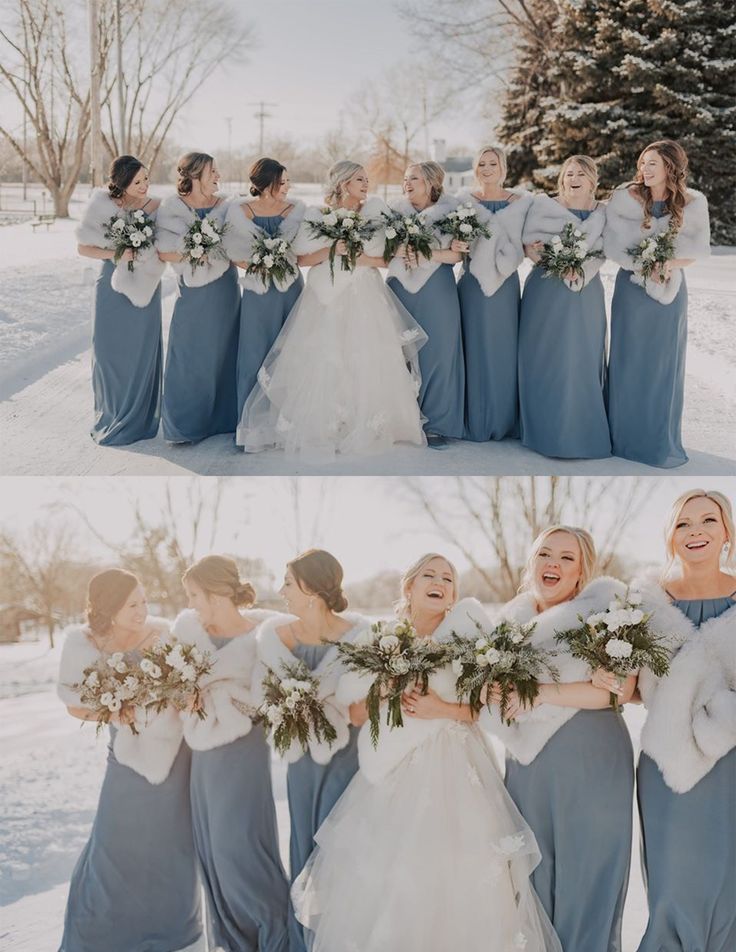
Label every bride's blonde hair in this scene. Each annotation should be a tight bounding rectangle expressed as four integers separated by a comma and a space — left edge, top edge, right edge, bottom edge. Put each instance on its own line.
395, 552, 459, 618
325, 160, 363, 207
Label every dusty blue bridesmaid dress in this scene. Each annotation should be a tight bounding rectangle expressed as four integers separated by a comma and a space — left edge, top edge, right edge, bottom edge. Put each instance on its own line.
637, 595, 736, 952
387, 264, 465, 438
91, 260, 162, 446
518, 208, 611, 459
189, 635, 289, 952
458, 198, 520, 441
607, 200, 688, 468
505, 709, 634, 952
236, 214, 304, 418
286, 641, 360, 952
162, 206, 240, 443
59, 727, 201, 952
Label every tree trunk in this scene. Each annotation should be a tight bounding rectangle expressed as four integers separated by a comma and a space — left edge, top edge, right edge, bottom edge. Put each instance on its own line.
50, 185, 70, 218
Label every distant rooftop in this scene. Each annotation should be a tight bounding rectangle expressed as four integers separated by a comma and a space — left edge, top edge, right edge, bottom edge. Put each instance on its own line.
441, 157, 473, 172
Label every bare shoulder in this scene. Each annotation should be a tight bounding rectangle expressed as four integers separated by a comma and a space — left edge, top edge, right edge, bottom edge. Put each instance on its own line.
275, 622, 296, 648
146, 197, 162, 212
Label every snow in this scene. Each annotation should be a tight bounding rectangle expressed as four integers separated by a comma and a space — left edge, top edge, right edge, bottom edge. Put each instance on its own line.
1, 191, 734, 476
0, 630, 649, 951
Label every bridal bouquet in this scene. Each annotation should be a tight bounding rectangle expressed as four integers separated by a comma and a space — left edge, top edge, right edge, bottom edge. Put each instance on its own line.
138, 638, 213, 718
308, 206, 378, 282
381, 210, 435, 267
72, 653, 149, 735
259, 661, 338, 757
554, 589, 669, 711
627, 227, 676, 282
450, 619, 558, 723
182, 216, 229, 274
539, 221, 603, 290
246, 233, 297, 289
435, 202, 491, 263
337, 619, 451, 747
103, 208, 155, 272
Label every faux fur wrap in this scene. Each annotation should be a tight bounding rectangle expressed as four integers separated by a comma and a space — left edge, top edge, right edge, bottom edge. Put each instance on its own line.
57, 618, 183, 784
480, 577, 627, 764
385, 193, 461, 292
255, 611, 370, 765
633, 575, 736, 792
156, 194, 233, 288
171, 607, 276, 750
76, 188, 165, 307
603, 186, 710, 304
335, 598, 494, 784
456, 189, 533, 297
521, 194, 607, 290
222, 198, 306, 294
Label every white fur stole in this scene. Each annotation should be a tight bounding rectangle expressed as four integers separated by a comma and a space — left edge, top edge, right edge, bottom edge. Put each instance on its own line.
522, 194, 607, 290
456, 189, 533, 297
222, 198, 305, 295
385, 193, 460, 293
156, 194, 233, 288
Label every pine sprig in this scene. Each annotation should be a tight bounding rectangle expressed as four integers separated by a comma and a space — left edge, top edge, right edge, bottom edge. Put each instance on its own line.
259, 661, 338, 757
381, 210, 436, 265
539, 221, 603, 290
627, 226, 677, 281
307, 207, 378, 282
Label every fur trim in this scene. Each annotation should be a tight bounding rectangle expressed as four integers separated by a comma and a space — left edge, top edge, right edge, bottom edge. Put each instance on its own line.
76, 189, 164, 307
633, 576, 736, 792
222, 199, 305, 295
156, 194, 233, 288
455, 190, 532, 296
522, 194, 607, 290
385, 193, 460, 292
480, 577, 627, 764
603, 186, 710, 304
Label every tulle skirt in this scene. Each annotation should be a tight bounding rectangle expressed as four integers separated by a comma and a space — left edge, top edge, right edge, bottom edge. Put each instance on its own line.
236, 264, 427, 459
292, 722, 562, 952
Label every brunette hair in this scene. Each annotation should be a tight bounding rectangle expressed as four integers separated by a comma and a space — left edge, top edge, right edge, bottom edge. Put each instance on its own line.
182, 555, 256, 607
406, 161, 445, 203
396, 552, 459, 618
325, 160, 363, 207
249, 157, 286, 197
107, 155, 145, 200
557, 154, 599, 200
176, 152, 215, 196
288, 549, 348, 612
86, 569, 140, 636
519, 526, 598, 596
663, 489, 735, 577
631, 139, 689, 233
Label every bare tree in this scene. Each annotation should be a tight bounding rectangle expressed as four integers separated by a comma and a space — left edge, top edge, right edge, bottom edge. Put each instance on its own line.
401, 476, 655, 601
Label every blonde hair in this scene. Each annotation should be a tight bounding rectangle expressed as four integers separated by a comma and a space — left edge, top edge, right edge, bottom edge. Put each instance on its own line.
557, 155, 599, 200
632, 139, 689, 233
663, 489, 735, 578
288, 549, 348, 613
396, 552, 459, 618
473, 145, 507, 185
182, 555, 256, 607
406, 161, 445, 203
325, 161, 363, 207
176, 152, 214, 196
519, 525, 598, 596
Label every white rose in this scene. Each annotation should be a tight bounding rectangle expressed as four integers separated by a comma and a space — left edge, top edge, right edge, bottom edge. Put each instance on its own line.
124, 676, 139, 690
143, 226, 153, 237
112, 218, 126, 232
140, 658, 154, 674
192, 233, 203, 245
107, 697, 122, 712
285, 694, 299, 710
476, 653, 490, 667
475, 639, 488, 651
575, 241, 587, 256
459, 222, 473, 234
85, 671, 99, 687
379, 634, 400, 652
605, 638, 633, 659
629, 609, 644, 625
551, 236, 563, 248
190, 648, 202, 664
115, 661, 128, 674
385, 227, 397, 239
407, 225, 420, 235
109, 652, 125, 666
190, 245, 204, 259
279, 241, 288, 252
263, 254, 274, 268
252, 253, 262, 264
574, 229, 582, 237
130, 234, 142, 247
322, 212, 338, 227
484, 647, 501, 665
511, 631, 524, 644
149, 664, 162, 679
133, 209, 145, 221
451, 658, 464, 676
389, 656, 410, 675
628, 591, 643, 606
179, 664, 196, 682
100, 692, 113, 706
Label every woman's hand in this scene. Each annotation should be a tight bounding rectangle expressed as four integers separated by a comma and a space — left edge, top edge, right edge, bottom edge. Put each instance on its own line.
525, 241, 544, 263
113, 705, 137, 727
334, 239, 349, 256
183, 692, 203, 715
591, 667, 625, 697
234, 259, 249, 270
493, 686, 530, 722
349, 700, 369, 727
395, 243, 418, 269
401, 686, 449, 719
119, 249, 135, 263
450, 238, 469, 255
650, 261, 672, 284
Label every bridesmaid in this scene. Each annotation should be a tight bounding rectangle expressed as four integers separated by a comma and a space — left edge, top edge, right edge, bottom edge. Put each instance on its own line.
456, 146, 532, 441
157, 152, 241, 443
519, 155, 610, 459
224, 158, 305, 418
76, 156, 164, 445
386, 161, 465, 444
604, 140, 711, 467
174, 555, 289, 952
481, 526, 636, 952
632, 490, 735, 952
57, 570, 201, 952
256, 550, 368, 952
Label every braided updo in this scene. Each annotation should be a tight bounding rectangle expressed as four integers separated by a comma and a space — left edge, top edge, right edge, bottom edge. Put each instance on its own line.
86, 569, 140, 636
107, 155, 145, 200
182, 555, 256, 607
288, 549, 348, 613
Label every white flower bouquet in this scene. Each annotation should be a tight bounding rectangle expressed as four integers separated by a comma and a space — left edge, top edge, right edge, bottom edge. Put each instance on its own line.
182, 216, 229, 275
435, 202, 491, 263
308, 206, 378, 282
138, 638, 213, 717
259, 661, 338, 758
245, 233, 297, 289
554, 588, 669, 711
450, 619, 558, 723
627, 226, 676, 282
72, 652, 149, 735
103, 208, 156, 273
538, 221, 603, 290
381, 210, 435, 267
337, 619, 451, 747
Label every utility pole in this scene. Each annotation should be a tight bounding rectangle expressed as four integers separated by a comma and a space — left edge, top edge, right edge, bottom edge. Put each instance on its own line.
115, 0, 126, 153
22, 60, 28, 201
225, 116, 232, 187
88, 0, 103, 186
249, 101, 276, 155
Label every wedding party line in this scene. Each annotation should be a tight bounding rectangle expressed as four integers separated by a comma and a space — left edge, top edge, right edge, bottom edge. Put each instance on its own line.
56, 487, 735, 952
76, 138, 711, 469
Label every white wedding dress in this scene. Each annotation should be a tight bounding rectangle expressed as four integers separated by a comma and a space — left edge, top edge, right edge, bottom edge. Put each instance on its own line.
235, 197, 427, 459
292, 601, 563, 952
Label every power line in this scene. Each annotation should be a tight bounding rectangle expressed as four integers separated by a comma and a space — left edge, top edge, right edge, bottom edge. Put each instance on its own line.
248, 101, 277, 154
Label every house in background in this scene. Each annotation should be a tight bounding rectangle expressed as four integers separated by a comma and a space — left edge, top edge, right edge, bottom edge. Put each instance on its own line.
433, 139, 473, 190
0, 605, 45, 643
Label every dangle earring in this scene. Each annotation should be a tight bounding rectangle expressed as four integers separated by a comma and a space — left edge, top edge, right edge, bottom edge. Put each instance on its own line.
308, 596, 315, 610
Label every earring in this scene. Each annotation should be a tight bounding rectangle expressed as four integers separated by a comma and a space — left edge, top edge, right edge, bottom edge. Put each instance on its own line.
308, 596, 315, 609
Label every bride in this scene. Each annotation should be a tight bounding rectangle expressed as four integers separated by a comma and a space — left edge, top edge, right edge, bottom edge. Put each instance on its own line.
292, 554, 562, 952
235, 161, 427, 458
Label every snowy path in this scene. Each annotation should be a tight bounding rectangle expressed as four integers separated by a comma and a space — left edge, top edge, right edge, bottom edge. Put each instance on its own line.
1, 219, 734, 476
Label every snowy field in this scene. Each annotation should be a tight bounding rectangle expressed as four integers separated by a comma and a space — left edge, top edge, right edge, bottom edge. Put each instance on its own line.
0, 185, 734, 477
0, 631, 651, 951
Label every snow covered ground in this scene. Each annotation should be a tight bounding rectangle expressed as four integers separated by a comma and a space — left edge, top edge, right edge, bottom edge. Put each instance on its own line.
0, 632, 651, 951
0, 188, 734, 476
